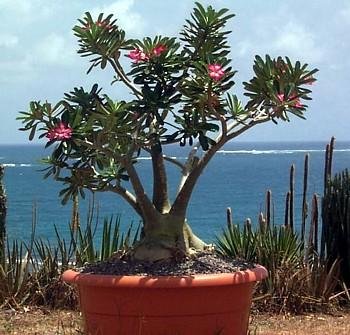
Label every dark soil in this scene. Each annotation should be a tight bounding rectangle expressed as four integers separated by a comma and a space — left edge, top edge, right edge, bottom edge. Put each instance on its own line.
80, 251, 255, 276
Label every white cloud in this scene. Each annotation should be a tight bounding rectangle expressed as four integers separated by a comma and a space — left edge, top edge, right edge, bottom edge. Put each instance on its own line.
0, 32, 77, 84
32, 33, 76, 66
0, 33, 18, 47
90, 0, 146, 36
339, 4, 350, 22
271, 21, 323, 63
0, 0, 55, 21
236, 19, 324, 64
0, 0, 32, 14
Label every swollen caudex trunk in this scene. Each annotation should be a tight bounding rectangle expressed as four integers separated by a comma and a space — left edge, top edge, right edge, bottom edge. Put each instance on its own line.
131, 214, 208, 262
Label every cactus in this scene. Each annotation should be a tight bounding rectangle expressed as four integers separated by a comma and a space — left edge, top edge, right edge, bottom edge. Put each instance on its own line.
226, 207, 233, 229
265, 189, 272, 227
308, 193, 319, 252
320, 137, 335, 260
323, 137, 335, 197
245, 218, 252, 230
284, 191, 290, 227
258, 212, 266, 232
289, 164, 295, 231
322, 168, 350, 284
301, 154, 309, 242
0, 165, 7, 258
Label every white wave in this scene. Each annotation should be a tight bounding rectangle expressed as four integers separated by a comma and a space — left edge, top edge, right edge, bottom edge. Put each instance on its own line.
165, 156, 187, 160
137, 157, 152, 160
218, 149, 350, 155
2, 163, 33, 167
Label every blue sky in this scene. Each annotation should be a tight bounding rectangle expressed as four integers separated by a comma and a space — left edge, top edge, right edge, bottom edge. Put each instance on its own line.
1, 0, 349, 144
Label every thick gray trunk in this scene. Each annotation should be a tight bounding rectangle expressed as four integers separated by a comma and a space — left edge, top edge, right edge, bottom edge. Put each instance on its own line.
131, 214, 208, 261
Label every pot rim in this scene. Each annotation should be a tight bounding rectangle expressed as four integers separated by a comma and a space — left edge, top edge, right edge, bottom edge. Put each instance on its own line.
61, 264, 268, 288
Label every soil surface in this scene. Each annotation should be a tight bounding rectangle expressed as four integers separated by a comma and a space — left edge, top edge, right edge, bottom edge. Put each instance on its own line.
80, 251, 255, 276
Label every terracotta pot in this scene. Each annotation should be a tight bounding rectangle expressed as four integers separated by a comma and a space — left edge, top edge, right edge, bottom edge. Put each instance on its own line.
62, 265, 267, 335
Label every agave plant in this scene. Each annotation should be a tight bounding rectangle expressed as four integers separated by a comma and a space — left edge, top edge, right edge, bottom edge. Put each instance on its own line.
18, 2, 317, 262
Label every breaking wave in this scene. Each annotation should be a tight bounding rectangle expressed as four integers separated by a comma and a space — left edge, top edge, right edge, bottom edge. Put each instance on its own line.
218, 149, 350, 155
2, 163, 33, 167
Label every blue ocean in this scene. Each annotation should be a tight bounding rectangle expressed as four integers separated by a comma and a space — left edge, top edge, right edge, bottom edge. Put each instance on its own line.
1, 141, 350, 243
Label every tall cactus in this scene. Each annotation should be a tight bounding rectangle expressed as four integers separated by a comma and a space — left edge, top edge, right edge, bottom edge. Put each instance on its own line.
309, 193, 319, 251
322, 168, 350, 284
284, 191, 290, 227
320, 137, 335, 260
301, 154, 309, 242
289, 164, 295, 231
265, 189, 272, 227
0, 165, 7, 257
226, 207, 233, 229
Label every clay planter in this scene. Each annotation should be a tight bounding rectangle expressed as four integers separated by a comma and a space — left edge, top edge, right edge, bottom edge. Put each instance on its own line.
62, 265, 267, 335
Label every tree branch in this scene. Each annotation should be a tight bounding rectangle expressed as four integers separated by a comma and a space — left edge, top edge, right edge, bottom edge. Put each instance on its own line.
170, 114, 271, 217
108, 59, 142, 99
122, 158, 158, 223
142, 148, 186, 171
162, 155, 186, 171
106, 184, 143, 217
177, 145, 200, 194
150, 147, 171, 213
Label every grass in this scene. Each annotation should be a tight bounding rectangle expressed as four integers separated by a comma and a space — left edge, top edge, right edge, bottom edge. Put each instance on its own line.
0, 308, 82, 334
250, 310, 350, 334
1, 308, 350, 334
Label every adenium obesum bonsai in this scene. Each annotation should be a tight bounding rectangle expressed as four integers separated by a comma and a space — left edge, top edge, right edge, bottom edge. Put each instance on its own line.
19, 3, 317, 262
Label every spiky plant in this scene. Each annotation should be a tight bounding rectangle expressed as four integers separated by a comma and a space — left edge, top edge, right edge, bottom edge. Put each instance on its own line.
0, 165, 7, 259
18, 3, 317, 262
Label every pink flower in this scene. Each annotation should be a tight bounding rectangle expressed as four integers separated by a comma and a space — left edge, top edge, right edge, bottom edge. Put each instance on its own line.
208, 64, 225, 81
95, 20, 112, 30
304, 75, 314, 85
152, 44, 167, 56
127, 49, 149, 63
290, 94, 303, 108
83, 23, 91, 31
277, 93, 285, 102
46, 122, 73, 141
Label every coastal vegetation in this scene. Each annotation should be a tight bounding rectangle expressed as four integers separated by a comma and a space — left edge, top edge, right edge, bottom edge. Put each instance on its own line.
0, 138, 349, 315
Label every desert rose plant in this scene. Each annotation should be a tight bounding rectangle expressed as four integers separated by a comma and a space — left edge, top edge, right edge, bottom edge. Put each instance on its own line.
19, 3, 317, 262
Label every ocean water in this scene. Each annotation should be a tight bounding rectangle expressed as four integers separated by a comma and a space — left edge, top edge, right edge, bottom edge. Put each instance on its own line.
1, 141, 350, 243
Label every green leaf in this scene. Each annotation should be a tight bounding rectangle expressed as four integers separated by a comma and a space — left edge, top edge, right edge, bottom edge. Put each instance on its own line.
28, 124, 37, 141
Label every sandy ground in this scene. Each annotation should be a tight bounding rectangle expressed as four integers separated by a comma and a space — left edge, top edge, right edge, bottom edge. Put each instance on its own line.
0, 308, 350, 334
250, 312, 350, 334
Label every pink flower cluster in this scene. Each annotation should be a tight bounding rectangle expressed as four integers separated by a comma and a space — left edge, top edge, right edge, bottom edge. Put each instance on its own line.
152, 44, 167, 56
127, 44, 167, 63
208, 64, 225, 81
46, 122, 73, 141
127, 49, 149, 63
277, 93, 303, 108
95, 20, 112, 30
83, 20, 112, 31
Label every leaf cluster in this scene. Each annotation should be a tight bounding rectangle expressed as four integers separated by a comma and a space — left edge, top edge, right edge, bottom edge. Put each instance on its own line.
73, 12, 131, 74
180, 2, 235, 60
18, 3, 318, 205
244, 55, 318, 122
